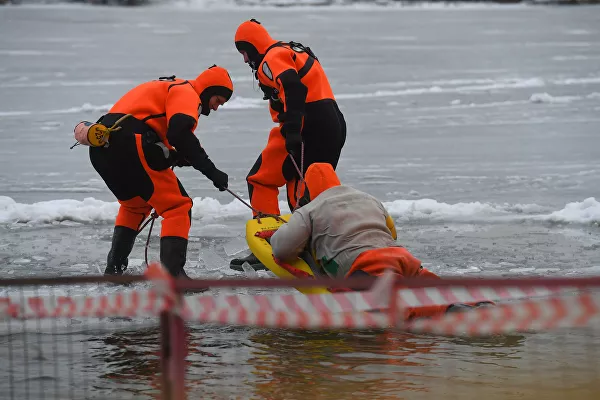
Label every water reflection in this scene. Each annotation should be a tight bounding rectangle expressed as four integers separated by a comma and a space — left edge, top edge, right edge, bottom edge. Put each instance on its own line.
4, 322, 597, 400
161, 324, 523, 399
237, 329, 529, 400
184, 325, 598, 400
87, 325, 162, 399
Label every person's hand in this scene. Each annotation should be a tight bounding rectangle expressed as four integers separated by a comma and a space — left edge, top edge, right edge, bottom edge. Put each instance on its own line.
285, 133, 302, 157
172, 152, 192, 167
204, 167, 228, 191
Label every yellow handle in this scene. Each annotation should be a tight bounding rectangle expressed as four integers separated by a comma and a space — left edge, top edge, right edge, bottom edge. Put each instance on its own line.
386, 214, 397, 240
106, 113, 134, 133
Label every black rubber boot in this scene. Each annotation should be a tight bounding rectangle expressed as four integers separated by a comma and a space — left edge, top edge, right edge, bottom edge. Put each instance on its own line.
229, 253, 267, 271
446, 302, 495, 314
446, 303, 475, 313
159, 236, 192, 279
104, 226, 138, 276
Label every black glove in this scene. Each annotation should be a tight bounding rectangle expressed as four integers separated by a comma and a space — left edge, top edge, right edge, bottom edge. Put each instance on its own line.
203, 166, 228, 191
172, 151, 192, 167
282, 119, 303, 157
285, 132, 302, 157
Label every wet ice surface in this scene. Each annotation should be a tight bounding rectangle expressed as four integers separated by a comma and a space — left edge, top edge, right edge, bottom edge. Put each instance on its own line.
1, 3, 600, 400
1, 219, 599, 281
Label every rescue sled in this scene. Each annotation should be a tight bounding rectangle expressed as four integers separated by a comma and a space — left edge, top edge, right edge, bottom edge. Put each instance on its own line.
246, 214, 332, 295
246, 215, 496, 319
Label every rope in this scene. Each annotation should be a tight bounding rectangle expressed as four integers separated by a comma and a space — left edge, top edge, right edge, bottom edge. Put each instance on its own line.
135, 166, 174, 268
224, 188, 285, 224
288, 142, 305, 183
127, 161, 299, 268
223, 142, 306, 219
108, 114, 133, 131
288, 142, 305, 212
139, 211, 159, 268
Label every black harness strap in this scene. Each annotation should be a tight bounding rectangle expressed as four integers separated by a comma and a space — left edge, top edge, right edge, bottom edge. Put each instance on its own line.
265, 41, 317, 79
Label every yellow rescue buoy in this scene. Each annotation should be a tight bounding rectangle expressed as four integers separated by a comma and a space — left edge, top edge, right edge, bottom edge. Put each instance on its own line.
73, 121, 111, 147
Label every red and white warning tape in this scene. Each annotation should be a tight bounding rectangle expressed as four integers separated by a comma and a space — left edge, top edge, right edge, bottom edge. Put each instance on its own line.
406, 290, 600, 336
0, 289, 169, 320
0, 263, 599, 336
396, 284, 573, 308
182, 297, 390, 329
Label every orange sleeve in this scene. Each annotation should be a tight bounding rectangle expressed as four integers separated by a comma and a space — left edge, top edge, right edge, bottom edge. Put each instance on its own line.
260, 48, 296, 94
165, 83, 200, 130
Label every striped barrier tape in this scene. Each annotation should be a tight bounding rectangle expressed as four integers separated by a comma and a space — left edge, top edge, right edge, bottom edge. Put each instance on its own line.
0, 263, 598, 336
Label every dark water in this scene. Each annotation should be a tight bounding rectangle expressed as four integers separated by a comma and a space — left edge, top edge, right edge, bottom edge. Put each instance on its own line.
1, 318, 600, 399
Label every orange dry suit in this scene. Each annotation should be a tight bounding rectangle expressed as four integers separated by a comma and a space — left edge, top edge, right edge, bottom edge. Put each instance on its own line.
235, 19, 346, 216
89, 65, 233, 278
270, 163, 491, 320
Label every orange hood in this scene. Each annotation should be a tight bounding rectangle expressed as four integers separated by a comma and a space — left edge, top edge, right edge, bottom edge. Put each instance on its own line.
298, 163, 341, 207
191, 65, 233, 116
234, 19, 278, 70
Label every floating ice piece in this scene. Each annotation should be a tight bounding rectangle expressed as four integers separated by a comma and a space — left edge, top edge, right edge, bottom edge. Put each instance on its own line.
241, 262, 258, 278
224, 236, 249, 256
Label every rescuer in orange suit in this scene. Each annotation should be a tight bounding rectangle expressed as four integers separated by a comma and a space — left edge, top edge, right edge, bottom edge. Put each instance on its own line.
230, 18, 347, 269
270, 163, 493, 319
89, 65, 233, 279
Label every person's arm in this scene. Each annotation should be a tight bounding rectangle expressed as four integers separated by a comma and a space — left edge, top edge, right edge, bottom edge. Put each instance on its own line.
270, 211, 312, 261
261, 50, 307, 156
277, 70, 307, 156
165, 84, 228, 190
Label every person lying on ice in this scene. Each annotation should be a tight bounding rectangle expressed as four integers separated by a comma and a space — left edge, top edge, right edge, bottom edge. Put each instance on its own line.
270, 163, 492, 319
88, 65, 233, 279
230, 18, 347, 270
